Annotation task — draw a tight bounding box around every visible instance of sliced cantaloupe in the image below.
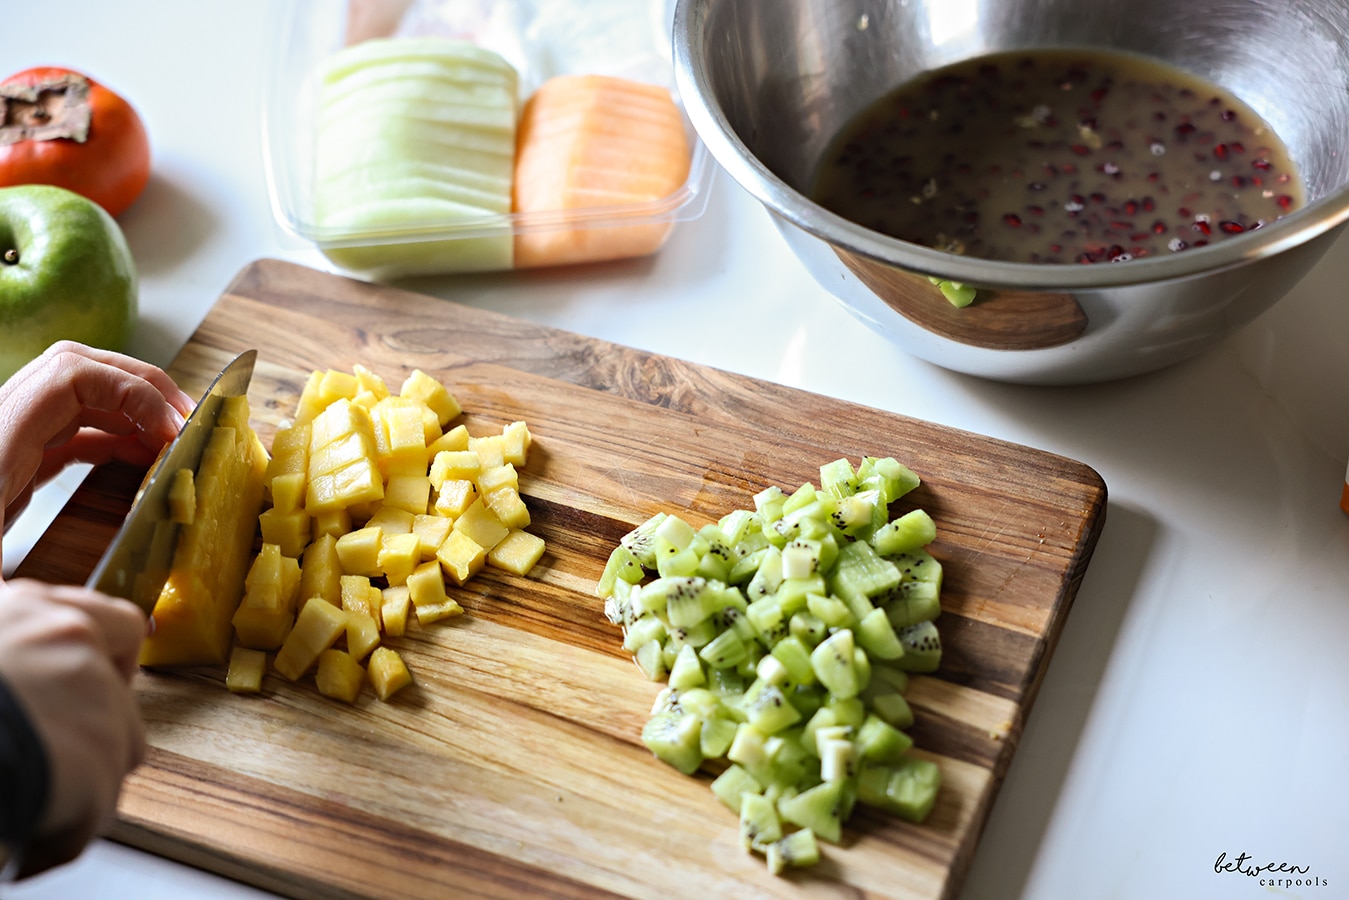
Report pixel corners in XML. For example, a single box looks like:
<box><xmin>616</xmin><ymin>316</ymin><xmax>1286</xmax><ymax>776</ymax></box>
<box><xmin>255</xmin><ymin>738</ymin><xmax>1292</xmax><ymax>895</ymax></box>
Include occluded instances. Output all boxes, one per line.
<box><xmin>139</xmin><ymin>396</ymin><xmax>269</xmax><ymax>667</ymax></box>
<box><xmin>512</xmin><ymin>74</ymin><xmax>693</xmax><ymax>269</ymax></box>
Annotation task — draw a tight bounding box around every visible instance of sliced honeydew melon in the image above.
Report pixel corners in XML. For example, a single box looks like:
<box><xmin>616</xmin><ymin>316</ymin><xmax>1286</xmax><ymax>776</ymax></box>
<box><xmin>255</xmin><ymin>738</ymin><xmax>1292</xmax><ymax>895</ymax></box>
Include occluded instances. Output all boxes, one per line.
<box><xmin>319</xmin><ymin>37</ymin><xmax>516</xmax><ymax>84</ymax></box>
<box><xmin>316</xmin><ymin>173</ymin><xmax>511</xmax><ymax>217</ymax></box>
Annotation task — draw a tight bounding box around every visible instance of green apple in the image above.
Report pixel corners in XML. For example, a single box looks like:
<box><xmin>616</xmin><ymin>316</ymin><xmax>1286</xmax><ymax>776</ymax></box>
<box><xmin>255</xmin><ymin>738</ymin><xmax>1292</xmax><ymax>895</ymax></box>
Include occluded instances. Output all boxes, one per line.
<box><xmin>0</xmin><ymin>184</ymin><xmax>137</xmax><ymax>383</ymax></box>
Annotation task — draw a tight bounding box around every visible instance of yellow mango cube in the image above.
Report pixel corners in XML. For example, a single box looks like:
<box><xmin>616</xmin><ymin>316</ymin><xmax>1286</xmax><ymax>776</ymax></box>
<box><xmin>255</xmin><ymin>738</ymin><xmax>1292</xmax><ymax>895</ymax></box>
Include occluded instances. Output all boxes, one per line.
<box><xmin>368</xmin><ymin>647</ymin><xmax>412</xmax><ymax>701</ymax></box>
<box><xmin>231</xmin><ymin>604</ymin><xmax>295</xmax><ymax>651</ymax></box>
<box><xmin>399</xmin><ymin>369</ymin><xmax>462</xmax><ymax>426</ymax></box>
<box><xmin>307</xmin><ymin>457</ymin><xmax>383</xmax><ymax>515</ymax></box>
<box><xmin>476</xmin><ymin>463</ymin><xmax>518</xmax><ymax>494</ymax></box>
<box><xmin>311</xmin><ymin>508</ymin><xmax>353</xmax><ymax>541</ymax></box>
<box><xmin>429</xmin><ymin>450</ymin><xmax>480</xmax><ymax>489</ymax></box>
<box><xmin>380</xmin><ymin>585</ymin><xmax>411</xmax><ymax>637</ymax></box>
<box><xmin>378</xmin><ymin>532</ymin><xmax>423</xmax><ymax>585</ymax></box>
<box><xmin>407</xmin><ymin>559</ymin><xmax>450</xmax><ymax>609</ymax></box>
<box><xmin>437</xmin><ymin>530</ymin><xmax>486</xmax><ymax>586</ymax></box>
<box><xmin>346</xmin><ymin>613</ymin><xmax>381</xmax><ymax>661</ymax></box>
<box><xmin>414</xmin><ymin>597</ymin><xmax>465</xmax><ymax>625</ymax></box>
<box><xmin>365</xmin><ymin>505</ymin><xmax>414</xmax><ymax>535</ymax></box>
<box><xmin>317</xmin><ymin>369</ymin><xmax>359</xmax><ymax>407</ymax></box>
<box><xmin>315</xmin><ymin>649</ymin><xmax>365</xmax><ymax>703</ymax></box>
<box><xmin>487</xmin><ymin>529</ymin><xmax>547</xmax><ymax>576</ymax></box>
<box><xmin>483</xmin><ymin>485</ymin><xmax>531</xmax><ymax>530</ymax></box>
<box><xmin>411</xmin><ymin>514</ymin><xmax>452</xmax><ymax>558</ymax></box>
<box><xmin>226</xmin><ymin>646</ymin><xmax>267</xmax><ymax>694</ymax></box>
<box><xmin>274</xmin><ymin>597</ymin><xmax>349</xmax><ymax>681</ymax></box>
<box><xmin>384</xmin><ymin>473</ymin><xmax>431</xmax><ymax>516</ymax></box>
<box><xmin>293</xmin><ymin>371</ymin><xmax>326</xmax><ymax>424</ymax></box>
<box><xmin>340</xmin><ymin>574</ymin><xmax>377</xmax><ymax>619</ymax></box>
<box><xmin>468</xmin><ymin>434</ymin><xmax>506</xmax><ymax>468</ymax></box>
<box><xmin>353</xmin><ymin>364</ymin><xmax>390</xmax><ymax>400</ymax></box>
<box><xmin>500</xmin><ymin>421</ymin><xmax>532</xmax><ymax>466</ymax></box>
<box><xmin>268</xmin><ymin>471</ymin><xmax>307</xmax><ymax>514</ymax></box>
<box><xmin>300</xmin><ymin>532</ymin><xmax>343</xmax><ymax>605</ymax></box>
<box><xmin>433</xmin><ymin>478</ymin><xmax>478</xmax><ymax>519</ymax></box>
<box><xmin>427</xmin><ymin>423</ymin><xmax>469</xmax><ymax>455</ymax></box>
<box><xmin>453</xmin><ymin>498</ymin><xmax>510</xmax><ymax>552</ymax></box>
<box><xmin>335</xmin><ymin>525</ymin><xmax>383</xmax><ymax>576</ymax></box>
<box><xmin>259</xmin><ymin>507</ymin><xmax>310</xmax><ymax>558</ymax></box>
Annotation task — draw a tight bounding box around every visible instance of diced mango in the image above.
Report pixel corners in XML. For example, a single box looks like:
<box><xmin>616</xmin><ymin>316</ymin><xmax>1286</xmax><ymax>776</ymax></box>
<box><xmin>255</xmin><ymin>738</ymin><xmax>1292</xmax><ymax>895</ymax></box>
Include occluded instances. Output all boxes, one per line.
<box><xmin>488</xmin><ymin>529</ymin><xmax>547</xmax><ymax>576</ymax></box>
<box><xmin>468</xmin><ymin>434</ymin><xmax>506</xmax><ymax>468</ymax></box>
<box><xmin>429</xmin><ymin>450</ymin><xmax>480</xmax><ymax>488</ymax></box>
<box><xmin>400</xmin><ymin>369</ymin><xmax>462</xmax><ymax>426</ymax></box>
<box><xmin>427</xmin><ymin>423</ymin><xmax>470</xmax><ymax>455</ymax></box>
<box><xmin>381</xmin><ymin>584</ymin><xmax>411</xmax><ymax>636</ymax></box>
<box><xmin>411</xmin><ymin>514</ymin><xmax>452</xmax><ymax>558</ymax></box>
<box><xmin>378</xmin><ymin>532</ymin><xmax>422</xmax><ymax>585</ymax></box>
<box><xmin>500</xmin><ymin>420</ymin><xmax>531</xmax><ymax>466</ymax></box>
<box><xmin>365</xmin><ymin>505</ymin><xmax>415</xmax><ymax>535</ymax></box>
<box><xmin>300</xmin><ymin>532</ymin><xmax>343</xmax><ymax>605</ymax></box>
<box><xmin>483</xmin><ymin>485</ymin><xmax>531</xmax><ymax>529</ymax></box>
<box><xmin>384</xmin><ymin>472</ymin><xmax>431</xmax><ymax>515</ymax></box>
<box><xmin>433</xmin><ymin>478</ymin><xmax>478</xmax><ymax>519</ymax></box>
<box><xmin>476</xmin><ymin>463</ymin><xmax>518</xmax><ymax>494</ymax></box>
<box><xmin>293</xmin><ymin>371</ymin><xmax>326</xmax><ymax>424</ymax></box>
<box><xmin>346</xmin><ymin>613</ymin><xmax>381</xmax><ymax>661</ymax></box>
<box><xmin>269</xmin><ymin>472</ymin><xmax>307</xmax><ymax>514</ymax></box>
<box><xmin>312</xmin><ymin>508</ymin><xmax>353</xmax><ymax>541</ymax></box>
<box><xmin>353</xmin><ymin>364</ymin><xmax>390</xmax><ymax>400</ymax></box>
<box><xmin>259</xmin><ymin>507</ymin><xmax>311</xmax><ymax>557</ymax></box>
<box><xmin>437</xmin><ymin>529</ymin><xmax>486</xmax><ymax>586</ymax></box>
<box><xmin>274</xmin><ymin>597</ymin><xmax>349</xmax><ymax>681</ymax></box>
<box><xmin>335</xmin><ymin>525</ymin><xmax>383</xmax><ymax>575</ymax></box>
<box><xmin>315</xmin><ymin>648</ymin><xmax>365</xmax><ymax>703</ymax></box>
<box><xmin>226</xmin><ymin>646</ymin><xmax>267</xmax><ymax>694</ymax></box>
<box><xmin>368</xmin><ymin>646</ymin><xmax>412</xmax><ymax>701</ymax></box>
<box><xmin>453</xmin><ymin>497</ymin><xmax>510</xmax><ymax>551</ymax></box>
<box><xmin>317</xmin><ymin>369</ymin><xmax>360</xmax><ymax>407</ymax></box>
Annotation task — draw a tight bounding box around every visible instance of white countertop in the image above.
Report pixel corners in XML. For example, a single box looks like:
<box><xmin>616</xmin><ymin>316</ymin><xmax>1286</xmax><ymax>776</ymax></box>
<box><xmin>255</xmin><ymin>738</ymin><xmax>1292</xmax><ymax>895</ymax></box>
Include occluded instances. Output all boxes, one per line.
<box><xmin>5</xmin><ymin>3</ymin><xmax>1349</xmax><ymax>899</ymax></box>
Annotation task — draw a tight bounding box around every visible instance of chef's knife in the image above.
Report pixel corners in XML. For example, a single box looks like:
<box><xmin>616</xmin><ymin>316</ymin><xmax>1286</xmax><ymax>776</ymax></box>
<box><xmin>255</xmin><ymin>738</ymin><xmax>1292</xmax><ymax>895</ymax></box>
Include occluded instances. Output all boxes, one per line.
<box><xmin>86</xmin><ymin>349</ymin><xmax>258</xmax><ymax>612</ymax></box>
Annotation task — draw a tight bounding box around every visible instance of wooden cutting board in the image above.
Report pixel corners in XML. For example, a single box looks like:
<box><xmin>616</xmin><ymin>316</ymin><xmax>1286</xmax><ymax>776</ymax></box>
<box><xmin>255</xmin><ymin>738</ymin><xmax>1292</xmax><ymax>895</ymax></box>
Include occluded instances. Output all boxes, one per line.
<box><xmin>17</xmin><ymin>259</ymin><xmax>1106</xmax><ymax>899</ymax></box>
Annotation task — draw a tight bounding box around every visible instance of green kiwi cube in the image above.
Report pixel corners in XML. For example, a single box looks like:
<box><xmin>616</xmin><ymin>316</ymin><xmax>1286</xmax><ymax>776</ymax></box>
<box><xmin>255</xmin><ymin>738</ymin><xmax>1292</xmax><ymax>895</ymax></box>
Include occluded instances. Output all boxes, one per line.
<box><xmin>776</xmin><ymin>779</ymin><xmax>846</xmax><ymax>844</ymax></box>
<box><xmin>699</xmin><ymin>627</ymin><xmax>749</xmax><ymax>670</ymax></box>
<box><xmin>765</xmin><ymin>828</ymin><xmax>820</xmax><ymax>874</ymax></box>
<box><xmin>718</xmin><ymin>508</ymin><xmax>757</xmax><ymax>546</ymax></box>
<box><xmin>633</xmin><ymin>639</ymin><xmax>668</xmax><ymax>681</ymax></box>
<box><xmin>773</xmin><ymin>575</ymin><xmax>827</xmax><ymax>615</ymax></box>
<box><xmin>856</xmin><ymin>713</ymin><xmax>914</xmax><ymax>763</ymax></box>
<box><xmin>728</xmin><ymin>723</ymin><xmax>774</xmax><ymax>782</ymax></box>
<box><xmin>871</xmin><ymin>508</ymin><xmax>938</xmax><ymax>556</ymax></box>
<box><xmin>710</xmin><ymin>763</ymin><xmax>763</xmax><ymax>814</ymax></box>
<box><xmin>641</xmin><ymin>710</ymin><xmax>703</xmax><ymax>775</ymax></box>
<box><xmin>656</xmin><ymin>545</ymin><xmax>701</xmax><ymax>577</ymax></box>
<box><xmin>826</xmin><ymin>696</ymin><xmax>867</xmax><ymax>729</ymax></box>
<box><xmin>859</xmin><ymin>456</ymin><xmax>920</xmax><ymax>503</ymax></box>
<box><xmin>597</xmin><ymin>544</ymin><xmax>647</xmax><ymax>598</ymax></box>
<box><xmin>620</xmin><ymin>512</ymin><xmax>668</xmax><ymax>569</ymax></box>
<box><xmin>810</xmin><ymin>629</ymin><xmax>860</xmax><ymax>699</ymax></box>
<box><xmin>805</xmin><ymin>592</ymin><xmax>853</xmax><ymax>629</ymax></box>
<box><xmin>745</xmin><ymin>547</ymin><xmax>784</xmax><ymax>600</ymax></box>
<box><xmin>669</xmin><ymin>618</ymin><xmax>718</xmax><ymax>649</ymax></box>
<box><xmin>893</xmin><ymin>548</ymin><xmax>943</xmax><ymax>587</ymax></box>
<box><xmin>780</xmin><ymin>539</ymin><xmax>820</xmax><ymax>580</ymax></box>
<box><xmin>884</xmin><ymin>580</ymin><xmax>942</xmax><ymax>629</ymax></box>
<box><xmin>770</xmin><ymin>635</ymin><xmax>817</xmax><ymax>686</ymax></box>
<box><xmin>740</xmin><ymin>791</ymin><xmax>784</xmax><ymax>850</ymax></box>
<box><xmin>789</xmin><ymin>611</ymin><xmax>828</xmax><ymax>647</ymax></box>
<box><xmin>801</xmin><ymin>707</ymin><xmax>838</xmax><ymax>756</ymax></box>
<box><xmin>895</xmin><ymin>620</ymin><xmax>942</xmax><ymax>673</ymax></box>
<box><xmin>669</xmin><ymin>643</ymin><xmax>706</xmax><ymax>690</ymax></box>
<box><xmin>819</xmin><ymin>458</ymin><xmax>858</xmax><ymax>499</ymax></box>
<box><xmin>700</xmin><ymin>716</ymin><xmax>739</xmax><ymax>758</ymax></box>
<box><xmin>788</xmin><ymin>684</ymin><xmax>826</xmax><ymax>720</ymax></box>
<box><xmin>622</xmin><ymin>614</ymin><xmax>667</xmax><ymax>653</ymax></box>
<box><xmin>830</xmin><ymin>541</ymin><xmax>902</xmax><ymax>603</ymax></box>
<box><xmin>782</xmin><ymin>482</ymin><xmax>818</xmax><ymax>516</ymax></box>
<box><xmin>746</xmin><ymin>595</ymin><xmax>787</xmax><ymax>643</ymax></box>
<box><xmin>662</xmin><ymin>578</ymin><xmax>719</xmax><ymax>629</ymax></box>
<box><xmin>884</xmin><ymin>756</ymin><xmax>941</xmax><ymax>823</ymax></box>
<box><xmin>708</xmin><ymin>665</ymin><xmax>747</xmax><ymax>697</ymax></box>
<box><xmin>869</xmin><ymin>663</ymin><xmax>911</xmax><ymax>695</ymax></box>
<box><xmin>857</xmin><ymin>607</ymin><xmax>907</xmax><ymax>661</ymax></box>
<box><xmin>743</xmin><ymin>681</ymin><xmax>802</xmax><ymax>735</ymax></box>
<box><xmin>818</xmin><ymin>735</ymin><xmax>857</xmax><ymax>782</ymax></box>
<box><xmin>754</xmin><ymin>485</ymin><xmax>786</xmax><ymax>523</ymax></box>
<box><xmin>728</xmin><ymin>546</ymin><xmax>768</xmax><ymax>585</ymax></box>
<box><xmin>868</xmin><ymin>690</ymin><xmax>915</xmax><ymax>729</ymax></box>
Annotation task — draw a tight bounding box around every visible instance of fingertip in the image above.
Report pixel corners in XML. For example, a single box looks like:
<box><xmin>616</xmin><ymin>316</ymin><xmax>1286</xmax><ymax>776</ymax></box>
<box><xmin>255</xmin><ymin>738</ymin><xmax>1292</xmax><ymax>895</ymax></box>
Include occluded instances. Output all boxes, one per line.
<box><xmin>146</xmin><ymin>615</ymin><xmax>156</xmax><ymax>637</ymax></box>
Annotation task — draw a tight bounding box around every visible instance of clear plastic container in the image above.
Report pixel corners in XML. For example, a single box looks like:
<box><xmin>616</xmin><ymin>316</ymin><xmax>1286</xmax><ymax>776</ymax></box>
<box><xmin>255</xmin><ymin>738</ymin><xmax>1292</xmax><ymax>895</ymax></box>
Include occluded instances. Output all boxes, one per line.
<box><xmin>261</xmin><ymin>0</ymin><xmax>714</xmax><ymax>278</ymax></box>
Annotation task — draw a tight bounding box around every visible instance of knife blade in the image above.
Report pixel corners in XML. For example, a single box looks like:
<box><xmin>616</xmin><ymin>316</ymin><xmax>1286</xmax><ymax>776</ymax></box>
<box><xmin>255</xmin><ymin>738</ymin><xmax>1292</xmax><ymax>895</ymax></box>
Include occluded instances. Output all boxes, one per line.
<box><xmin>86</xmin><ymin>349</ymin><xmax>258</xmax><ymax>612</ymax></box>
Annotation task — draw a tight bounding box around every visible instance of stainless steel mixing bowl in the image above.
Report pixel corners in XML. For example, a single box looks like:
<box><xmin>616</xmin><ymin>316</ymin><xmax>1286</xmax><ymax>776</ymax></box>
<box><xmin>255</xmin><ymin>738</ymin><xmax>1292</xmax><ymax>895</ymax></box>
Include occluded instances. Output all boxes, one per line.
<box><xmin>672</xmin><ymin>0</ymin><xmax>1349</xmax><ymax>384</ymax></box>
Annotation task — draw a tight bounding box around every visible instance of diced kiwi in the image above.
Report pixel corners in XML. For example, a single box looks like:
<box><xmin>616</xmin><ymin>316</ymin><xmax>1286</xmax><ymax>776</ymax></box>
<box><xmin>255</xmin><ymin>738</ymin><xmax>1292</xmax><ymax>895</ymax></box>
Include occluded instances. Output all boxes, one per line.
<box><xmin>641</xmin><ymin>710</ymin><xmax>702</xmax><ymax>775</ymax></box>
<box><xmin>710</xmin><ymin>763</ymin><xmax>763</xmax><ymax>814</ymax></box>
<box><xmin>740</xmin><ymin>792</ymin><xmax>784</xmax><ymax>850</ymax></box>
<box><xmin>601</xmin><ymin>454</ymin><xmax>949</xmax><ymax>870</ymax></box>
<box><xmin>895</xmin><ymin>620</ymin><xmax>942</xmax><ymax>673</ymax></box>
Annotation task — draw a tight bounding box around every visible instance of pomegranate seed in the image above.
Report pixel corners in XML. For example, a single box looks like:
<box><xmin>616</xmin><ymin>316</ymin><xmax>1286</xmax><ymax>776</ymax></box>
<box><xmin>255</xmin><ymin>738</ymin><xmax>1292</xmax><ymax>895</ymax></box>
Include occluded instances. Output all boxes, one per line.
<box><xmin>1111</xmin><ymin>220</ymin><xmax>1134</xmax><ymax>230</ymax></box>
<box><xmin>1230</xmin><ymin>142</ymin><xmax>1245</xmax><ymax>154</ymax></box>
<box><xmin>1028</xmin><ymin>205</ymin><xmax>1045</xmax><ymax>216</ymax></box>
<box><xmin>1219</xmin><ymin>221</ymin><xmax>1245</xmax><ymax>234</ymax></box>
<box><xmin>1152</xmin><ymin>220</ymin><xmax>1168</xmax><ymax>234</ymax></box>
<box><xmin>1124</xmin><ymin>200</ymin><xmax>1139</xmax><ymax>215</ymax></box>
<box><xmin>1252</xmin><ymin>158</ymin><xmax>1273</xmax><ymax>171</ymax></box>
<box><xmin>1090</xmin><ymin>192</ymin><xmax>1107</xmax><ymax>204</ymax></box>
<box><xmin>1178</xmin><ymin>207</ymin><xmax>1192</xmax><ymax>217</ymax></box>
<box><xmin>1003</xmin><ymin>213</ymin><xmax>1022</xmax><ymax>227</ymax></box>
<box><xmin>1193</xmin><ymin>220</ymin><xmax>1212</xmax><ymax>236</ymax></box>
<box><xmin>1276</xmin><ymin>194</ymin><xmax>1295</xmax><ymax>210</ymax></box>
<box><xmin>1213</xmin><ymin>143</ymin><xmax>1229</xmax><ymax>160</ymax></box>
<box><xmin>1176</xmin><ymin>122</ymin><xmax>1197</xmax><ymax>137</ymax></box>
<box><xmin>1071</xmin><ymin>144</ymin><xmax>1091</xmax><ymax>156</ymax></box>
<box><xmin>1231</xmin><ymin>175</ymin><xmax>1247</xmax><ymax>188</ymax></box>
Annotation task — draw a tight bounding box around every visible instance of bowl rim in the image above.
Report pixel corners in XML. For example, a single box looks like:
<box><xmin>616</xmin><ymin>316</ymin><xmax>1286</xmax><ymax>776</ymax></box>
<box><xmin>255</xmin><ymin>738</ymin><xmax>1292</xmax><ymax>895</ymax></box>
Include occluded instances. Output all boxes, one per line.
<box><xmin>671</xmin><ymin>0</ymin><xmax>1349</xmax><ymax>291</ymax></box>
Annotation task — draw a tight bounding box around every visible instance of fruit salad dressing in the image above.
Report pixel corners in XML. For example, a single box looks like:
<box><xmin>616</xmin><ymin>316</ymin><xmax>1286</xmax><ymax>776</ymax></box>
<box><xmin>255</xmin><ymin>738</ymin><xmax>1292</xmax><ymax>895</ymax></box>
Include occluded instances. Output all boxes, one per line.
<box><xmin>809</xmin><ymin>48</ymin><xmax>1305</xmax><ymax>264</ymax></box>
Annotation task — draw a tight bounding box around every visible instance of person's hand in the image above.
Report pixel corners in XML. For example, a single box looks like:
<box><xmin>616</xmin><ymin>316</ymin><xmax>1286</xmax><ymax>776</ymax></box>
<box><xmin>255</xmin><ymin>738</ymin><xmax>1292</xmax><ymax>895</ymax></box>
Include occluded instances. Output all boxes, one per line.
<box><xmin>0</xmin><ymin>341</ymin><xmax>196</xmax><ymax>564</ymax></box>
<box><xmin>0</xmin><ymin>579</ymin><xmax>148</xmax><ymax>876</ymax></box>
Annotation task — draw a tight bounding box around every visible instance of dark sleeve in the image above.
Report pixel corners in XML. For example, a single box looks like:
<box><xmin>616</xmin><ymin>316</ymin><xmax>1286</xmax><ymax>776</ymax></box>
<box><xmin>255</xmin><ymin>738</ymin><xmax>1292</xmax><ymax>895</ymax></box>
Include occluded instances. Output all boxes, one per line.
<box><xmin>0</xmin><ymin>675</ymin><xmax>49</xmax><ymax>850</ymax></box>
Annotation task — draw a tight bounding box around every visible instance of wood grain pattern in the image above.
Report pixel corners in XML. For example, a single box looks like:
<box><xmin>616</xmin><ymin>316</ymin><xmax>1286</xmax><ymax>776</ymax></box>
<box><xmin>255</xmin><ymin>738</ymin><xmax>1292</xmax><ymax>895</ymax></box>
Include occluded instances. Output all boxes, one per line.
<box><xmin>16</xmin><ymin>259</ymin><xmax>1106</xmax><ymax>899</ymax></box>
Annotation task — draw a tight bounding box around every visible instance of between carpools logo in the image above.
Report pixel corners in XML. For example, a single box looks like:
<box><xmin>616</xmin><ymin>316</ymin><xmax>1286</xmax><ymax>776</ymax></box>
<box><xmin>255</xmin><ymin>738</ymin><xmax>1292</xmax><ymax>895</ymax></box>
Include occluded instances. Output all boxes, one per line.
<box><xmin>1214</xmin><ymin>851</ymin><xmax>1328</xmax><ymax>889</ymax></box>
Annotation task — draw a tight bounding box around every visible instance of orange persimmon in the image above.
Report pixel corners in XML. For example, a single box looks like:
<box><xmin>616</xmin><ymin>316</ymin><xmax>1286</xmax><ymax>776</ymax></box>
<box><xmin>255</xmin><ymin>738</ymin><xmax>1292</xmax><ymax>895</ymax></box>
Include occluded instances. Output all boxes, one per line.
<box><xmin>0</xmin><ymin>66</ymin><xmax>151</xmax><ymax>217</ymax></box>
